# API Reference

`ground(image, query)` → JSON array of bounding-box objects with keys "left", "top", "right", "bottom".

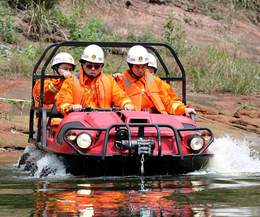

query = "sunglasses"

[
  {"left": 59, "top": 67, "right": 74, "bottom": 72},
  {"left": 84, "top": 64, "right": 101, "bottom": 70}
]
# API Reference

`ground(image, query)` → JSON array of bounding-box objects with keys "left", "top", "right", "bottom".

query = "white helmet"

[
  {"left": 127, "top": 45, "right": 149, "bottom": 65},
  {"left": 80, "top": 44, "right": 104, "bottom": 64},
  {"left": 148, "top": 53, "right": 157, "bottom": 69},
  {"left": 51, "top": 52, "right": 75, "bottom": 69}
]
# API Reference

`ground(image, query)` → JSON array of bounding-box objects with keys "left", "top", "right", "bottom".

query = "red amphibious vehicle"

[{"left": 24, "top": 41, "right": 214, "bottom": 177}]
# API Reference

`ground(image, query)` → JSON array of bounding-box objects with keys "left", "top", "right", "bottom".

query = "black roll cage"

[{"left": 29, "top": 41, "right": 187, "bottom": 142}]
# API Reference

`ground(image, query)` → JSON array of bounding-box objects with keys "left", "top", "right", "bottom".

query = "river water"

[{"left": 0, "top": 135, "right": 260, "bottom": 216}]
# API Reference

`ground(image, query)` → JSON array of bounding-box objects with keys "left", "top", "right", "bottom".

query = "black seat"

[{"left": 46, "top": 102, "right": 64, "bottom": 136}]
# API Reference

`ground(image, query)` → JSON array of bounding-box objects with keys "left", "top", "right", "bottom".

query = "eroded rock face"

[
  {"left": 189, "top": 93, "right": 260, "bottom": 136},
  {"left": 234, "top": 107, "right": 260, "bottom": 119},
  {"left": 232, "top": 107, "right": 260, "bottom": 133},
  {"left": 0, "top": 119, "right": 14, "bottom": 132},
  {"left": 0, "top": 117, "right": 30, "bottom": 149}
]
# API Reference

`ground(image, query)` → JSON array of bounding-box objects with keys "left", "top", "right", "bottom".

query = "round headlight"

[
  {"left": 66, "top": 130, "right": 77, "bottom": 141},
  {"left": 188, "top": 134, "right": 204, "bottom": 151},
  {"left": 76, "top": 133, "right": 93, "bottom": 149}
]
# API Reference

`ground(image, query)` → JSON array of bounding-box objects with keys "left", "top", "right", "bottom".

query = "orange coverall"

[
  {"left": 55, "top": 68, "right": 135, "bottom": 116},
  {"left": 33, "top": 78, "right": 65, "bottom": 106},
  {"left": 147, "top": 70, "right": 183, "bottom": 104},
  {"left": 162, "top": 80, "right": 184, "bottom": 103},
  {"left": 116, "top": 69, "right": 187, "bottom": 115},
  {"left": 33, "top": 78, "right": 65, "bottom": 127}
]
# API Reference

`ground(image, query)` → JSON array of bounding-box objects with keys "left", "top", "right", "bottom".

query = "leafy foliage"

[
  {"left": 200, "top": 0, "right": 260, "bottom": 25},
  {"left": 0, "top": 3, "right": 17, "bottom": 43},
  {"left": 68, "top": 12, "right": 113, "bottom": 41},
  {"left": 220, "top": 0, "right": 260, "bottom": 11},
  {"left": 7, "top": 0, "right": 58, "bottom": 10},
  {"left": 184, "top": 46, "right": 260, "bottom": 95},
  {"left": 161, "top": 10, "right": 187, "bottom": 55},
  {"left": 22, "top": 1, "right": 67, "bottom": 41}
]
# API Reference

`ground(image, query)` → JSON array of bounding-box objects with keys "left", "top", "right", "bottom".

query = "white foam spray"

[
  {"left": 205, "top": 134, "right": 260, "bottom": 174},
  {"left": 34, "top": 154, "right": 68, "bottom": 178},
  {"left": 19, "top": 134, "right": 260, "bottom": 178},
  {"left": 18, "top": 146, "right": 69, "bottom": 178}
]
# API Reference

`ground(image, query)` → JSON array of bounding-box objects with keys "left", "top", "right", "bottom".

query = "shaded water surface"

[{"left": 0, "top": 135, "right": 260, "bottom": 216}]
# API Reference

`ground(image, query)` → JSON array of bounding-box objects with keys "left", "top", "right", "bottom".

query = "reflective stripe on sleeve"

[
  {"left": 61, "top": 103, "right": 70, "bottom": 115},
  {"left": 49, "top": 82, "right": 59, "bottom": 93},
  {"left": 172, "top": 102, "right": 182, "bottom": 114},
  {"left": 121, "top": 99, "right": 132, "bottom": 108}
]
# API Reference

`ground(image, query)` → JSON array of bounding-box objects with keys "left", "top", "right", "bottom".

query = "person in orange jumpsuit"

[
  {"left": 147, "top": 53, "right": 184, "bottom": 105},
  {"left": 33, "top": 52, "right": 76, "bottom": 108},
  {"left": 33, "top": 52, "right": 76, "bottom": 132},
  {"left": 55, "top": 44, "right": 135, "bottom": 116},
  {"left": 115, "top": 45, "right": 196, "bottom": 117}
]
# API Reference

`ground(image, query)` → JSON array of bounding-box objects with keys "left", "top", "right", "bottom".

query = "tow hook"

[{"left": 140, "top": 154, "right": 145, "bottom": 176}]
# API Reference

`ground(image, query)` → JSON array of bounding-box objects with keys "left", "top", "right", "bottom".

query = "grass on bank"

[{"left": 0, "top": 0, "right": 259, "bottom": 96}]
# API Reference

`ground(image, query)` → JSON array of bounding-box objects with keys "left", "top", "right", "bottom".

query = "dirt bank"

[{"left": 74, "top": 0, "right": 260, "bottom": 63}]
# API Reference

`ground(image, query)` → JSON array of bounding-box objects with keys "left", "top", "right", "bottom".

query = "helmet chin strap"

[
  {"left": 128, "top": 64, "right": 144, "bottom": 79},
  {"left": 54, "top": 65, "right": 61, "bottom": 76},
  {"left": 131, "top": 70, "right": 143, "bottom": 79}
]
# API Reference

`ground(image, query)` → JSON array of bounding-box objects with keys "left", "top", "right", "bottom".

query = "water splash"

[
  {"left": 18, "top": 146, "right": 69, "bottom": 178},
  {"left": 34, "top": 153, "right": 68, "bottom": 178},
  {"left": 19, "top": 134, "right": 260, "bottom": 178},
  {"left": 206, "top": 134, "right": 260, "bottom": 174}
]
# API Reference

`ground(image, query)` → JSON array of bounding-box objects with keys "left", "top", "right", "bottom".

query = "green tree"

[{"left": 162, "top": 10, "right": 186, "bottom": 55}]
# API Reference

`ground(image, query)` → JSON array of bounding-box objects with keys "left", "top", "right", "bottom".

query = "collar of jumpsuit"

[
  {"left": 125, "top": 69, "right": 155, "bottom": 110},
  {"left": 127, "top": 68, "right": 147, "bottom": 84},
  {"left": 80, "top": 69, "right": 100, "bottom": 108},
  {"left": 82, "top": 68, "right": 102, "bottom": 94}
]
